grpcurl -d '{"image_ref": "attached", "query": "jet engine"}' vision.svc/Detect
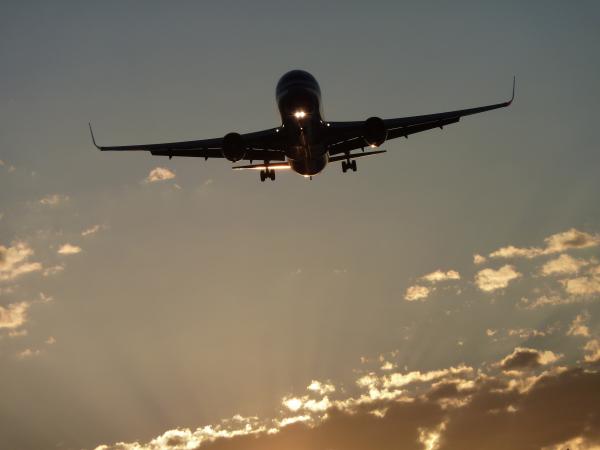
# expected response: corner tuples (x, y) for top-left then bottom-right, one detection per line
(222, 132), (247, 162)
(363, 117), (387, 147)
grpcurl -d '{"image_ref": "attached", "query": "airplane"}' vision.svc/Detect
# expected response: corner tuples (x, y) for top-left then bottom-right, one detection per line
(89, 70), (514, 182)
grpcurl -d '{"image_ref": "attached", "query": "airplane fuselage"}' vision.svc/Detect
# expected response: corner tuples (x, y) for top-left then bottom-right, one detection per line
(275, 70), (329, 175)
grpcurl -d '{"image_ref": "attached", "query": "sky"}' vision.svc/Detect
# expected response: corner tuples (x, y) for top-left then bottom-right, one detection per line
(1, 1), (600, 449)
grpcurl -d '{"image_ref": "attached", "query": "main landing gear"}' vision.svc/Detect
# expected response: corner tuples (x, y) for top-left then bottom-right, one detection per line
(260, 169), (276, 182)
(341, 159), (357, 173)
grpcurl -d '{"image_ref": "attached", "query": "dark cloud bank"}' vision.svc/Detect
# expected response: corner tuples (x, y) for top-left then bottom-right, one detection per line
(103, 363), (600, 450)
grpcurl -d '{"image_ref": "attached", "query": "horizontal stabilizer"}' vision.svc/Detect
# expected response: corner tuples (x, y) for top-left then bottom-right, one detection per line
(232, 162), (291, 170)
(328, 149), (386, 163)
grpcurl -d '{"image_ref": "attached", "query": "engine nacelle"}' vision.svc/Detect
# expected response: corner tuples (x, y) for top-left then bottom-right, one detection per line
(363, 117), (387, 147)
(222, 132), (247, 162)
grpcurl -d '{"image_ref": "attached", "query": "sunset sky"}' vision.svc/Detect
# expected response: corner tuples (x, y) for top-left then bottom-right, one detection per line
(1, 2), (600, 449)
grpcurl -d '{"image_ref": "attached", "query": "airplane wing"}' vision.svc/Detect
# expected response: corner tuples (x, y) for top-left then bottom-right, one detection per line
(327, 78), (515, 155)
(89, 125), (287, 162)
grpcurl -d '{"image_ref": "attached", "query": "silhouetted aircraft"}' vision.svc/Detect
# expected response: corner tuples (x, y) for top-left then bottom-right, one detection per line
(90, 70), (514, 181)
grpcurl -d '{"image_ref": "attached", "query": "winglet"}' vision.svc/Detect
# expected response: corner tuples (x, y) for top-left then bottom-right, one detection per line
(508, 76), (516, 105)
(88, 122), (101, 150)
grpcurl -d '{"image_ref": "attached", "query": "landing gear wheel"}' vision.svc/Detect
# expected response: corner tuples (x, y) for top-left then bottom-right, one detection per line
(260, 170), (266, 182)
(351, 160), (357, 172)
(269, 170), (276, 181)
(342, 161), (348, 173)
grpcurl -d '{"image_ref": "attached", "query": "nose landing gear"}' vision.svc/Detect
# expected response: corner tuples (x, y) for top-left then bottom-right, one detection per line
(341, 159), (357, 173)
(260, 169), (276, 182)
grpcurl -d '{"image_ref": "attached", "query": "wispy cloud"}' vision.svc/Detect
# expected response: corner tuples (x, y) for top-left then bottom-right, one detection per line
(0, 242), (42, 282)
(0, 302), (30, 330)
(489, 228), (600, 260)
(43, 265), (64, 277)
(39, 194), (69, 206)
(8, 328), (28, 338)
(567, 312), (590, 337)
(81, 224), (105, 237)
(16, 348), (41, 359)
(519, 294), (576, 309)
(57, 244), (82, 255)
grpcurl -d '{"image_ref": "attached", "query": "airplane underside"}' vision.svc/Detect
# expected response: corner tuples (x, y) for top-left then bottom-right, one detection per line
(232, 149), (388, 181)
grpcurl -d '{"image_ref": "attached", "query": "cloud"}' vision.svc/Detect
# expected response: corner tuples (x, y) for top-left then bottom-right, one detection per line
(8, 328), (28, 338)
(489, 228), (600, 260)
(381, 361), (396, 371)
(43, 264), (65, 277)
(282, 397), (303, 412)
(490, 245), (543, 259)
(561, 271), (600, 296)
(81, 224), (104, 236)
(307, 380), (335, 395)
(583, 340), (600, 363)
(383, 365), (473, 389)
(45, 336), (56, 345)
(404, 285), (431, 301)
(38, 292), (54, 303)
(296, 397), (332, 413)
(542, 436), (600, 450)
(95, 363), (600, 450)
(540, 254), (588, 276)
(474, 265), (521, 292)
(568, 313), (590, 337)
(0, 302), (30, 330)
(519, 294), (579, 309)
(0, 242), (42, 282)
(57, 243), (82, 255)
(404, 269), (460, 302)
(420, 270), (460, 283)
(39, 194), (69, 206)
(545, 228), (600, 253)
(145, 167), (176, 183)
(96, 415), (269, 450)
(17, 348), (41, 359)
(499, 347), (561, 372)
(473, 254), (487, 264)
(507, 328), (548, 339)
